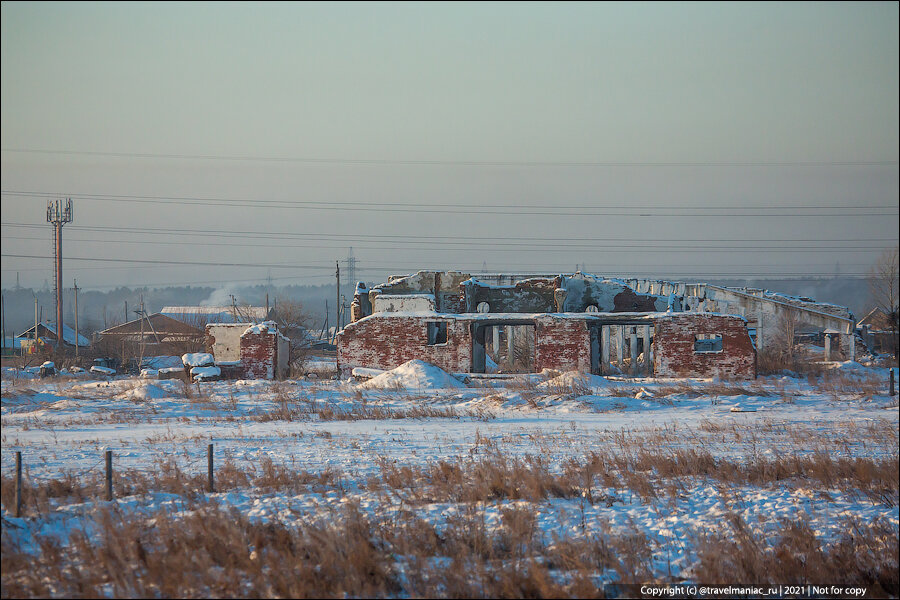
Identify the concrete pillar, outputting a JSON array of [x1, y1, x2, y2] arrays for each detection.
[[615, 326, 624, 370], [756, 311, 764, 352], [642, 325, 651, 376], [845, 333, 855, 362], [630, 327, 638, 376], [492, 326, 500, 359], [601, 326, 610, 374], [824, 334, 832, 361], [507, 325, 515, 366]]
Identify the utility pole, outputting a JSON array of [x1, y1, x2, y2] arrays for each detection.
[[335, 261, 340, 343], [73, 280, 79, 360], [139, 295, 145, 366], [34, 296, 38, 349], [47, 199, 73, 348]]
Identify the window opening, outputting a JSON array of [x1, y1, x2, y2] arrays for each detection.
[[694, 333, 723, 353], [427, 321, 448, 345]]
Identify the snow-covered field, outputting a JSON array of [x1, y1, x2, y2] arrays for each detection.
[[2, 360, 898, 597]]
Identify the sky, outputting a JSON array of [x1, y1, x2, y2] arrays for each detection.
[[1, 1, 898, 291]]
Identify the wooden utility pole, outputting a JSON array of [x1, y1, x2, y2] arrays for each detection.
[[73, 280, 79, 359], [335, 261, 340, 342], [139, 295, 145, 365]]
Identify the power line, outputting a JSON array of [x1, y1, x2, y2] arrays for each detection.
[[2, 190, 896, 217], [3, 222, 896, 246], [3, 148, 897, 167], [1, 254, 336, 270], [1, 234, 892, 254]]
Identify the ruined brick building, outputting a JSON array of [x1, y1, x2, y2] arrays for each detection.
[[337, 271, 859, 380]]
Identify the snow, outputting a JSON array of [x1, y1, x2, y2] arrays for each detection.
[[538, 370, 610, 391], [2, 361, 897, 588], [89, 365, 115, 376], [356, 360, 467, 390], [140, 355, 183, 369], [181, 352, 215, 367], [190, 366, 221, 380], [352, 367, 385, 379], [242, 321, 278, 336]]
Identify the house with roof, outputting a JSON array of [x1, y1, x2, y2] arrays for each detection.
[[16, 322, 90, 353], [161, 305, 273, 328], [94, 313, 205, 358]]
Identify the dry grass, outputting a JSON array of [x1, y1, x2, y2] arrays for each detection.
[[692, 514, 898, 595], [2, 498, 895, 598]]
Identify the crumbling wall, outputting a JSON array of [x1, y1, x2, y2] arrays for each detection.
[[371, 271, 469, 313], [240, 322, 290, 380], [351, 282, 372, 322], [556, 274, 677, 313], [462, 278, 559, 313], [337, 315, 471, 375], [371, 294, 436, 313], [205, 324, 246, 361], [653, 314, 756, 379], [240, 329, 277, 379], [533, 316, 592, 373]]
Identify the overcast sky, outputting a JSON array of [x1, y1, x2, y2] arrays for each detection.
[[2, 1, 898, 291]]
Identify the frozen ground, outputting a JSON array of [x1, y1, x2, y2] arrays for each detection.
[[1, 360, 898, 592]]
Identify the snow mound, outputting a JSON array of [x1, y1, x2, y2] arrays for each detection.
[[357, 360, 466, 390], [123, 383, 167, 401], [538, 371, 609, 392], [182, 353, 215, 367]]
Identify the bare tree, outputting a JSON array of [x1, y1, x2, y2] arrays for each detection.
[[868, 246, 899, 362], [271, 299, 314, 371]]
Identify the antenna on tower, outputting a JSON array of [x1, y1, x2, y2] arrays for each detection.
[[47, 198, 73, 348]]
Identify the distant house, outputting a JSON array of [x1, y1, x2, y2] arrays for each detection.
[[16, 322, 90, 353], [161, 305, 272, 328], [94, 313, 205, 357]]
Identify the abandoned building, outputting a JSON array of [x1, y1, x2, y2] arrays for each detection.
[[338, 271, 861, 380], [204, 321, 291, 380]]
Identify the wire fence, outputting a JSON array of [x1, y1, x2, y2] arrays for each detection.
[[7, 444, 218, 517]]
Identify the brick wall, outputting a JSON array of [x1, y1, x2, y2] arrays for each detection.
[[534, 316, 591, 373], [240, 330, 277, 379], [337, 316, 472, 375], [653, 314, 756, 379]]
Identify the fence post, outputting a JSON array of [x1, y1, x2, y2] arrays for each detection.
[[105, 450, 113, 501], [15, 451, 22, 518], [208, 443, 214, 493]]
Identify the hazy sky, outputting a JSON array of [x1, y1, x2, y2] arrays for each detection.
[[2, 1, 898, 291]]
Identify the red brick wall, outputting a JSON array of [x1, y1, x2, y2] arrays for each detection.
[[241, 331, 277, 379], [337, 316, 471, 375], [534, 317, 591, 373], [653, 314, 756, 379]]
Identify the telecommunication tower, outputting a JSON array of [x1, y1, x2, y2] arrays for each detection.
[[47, 198, 73, 347], [345, 247, 357, 290]]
